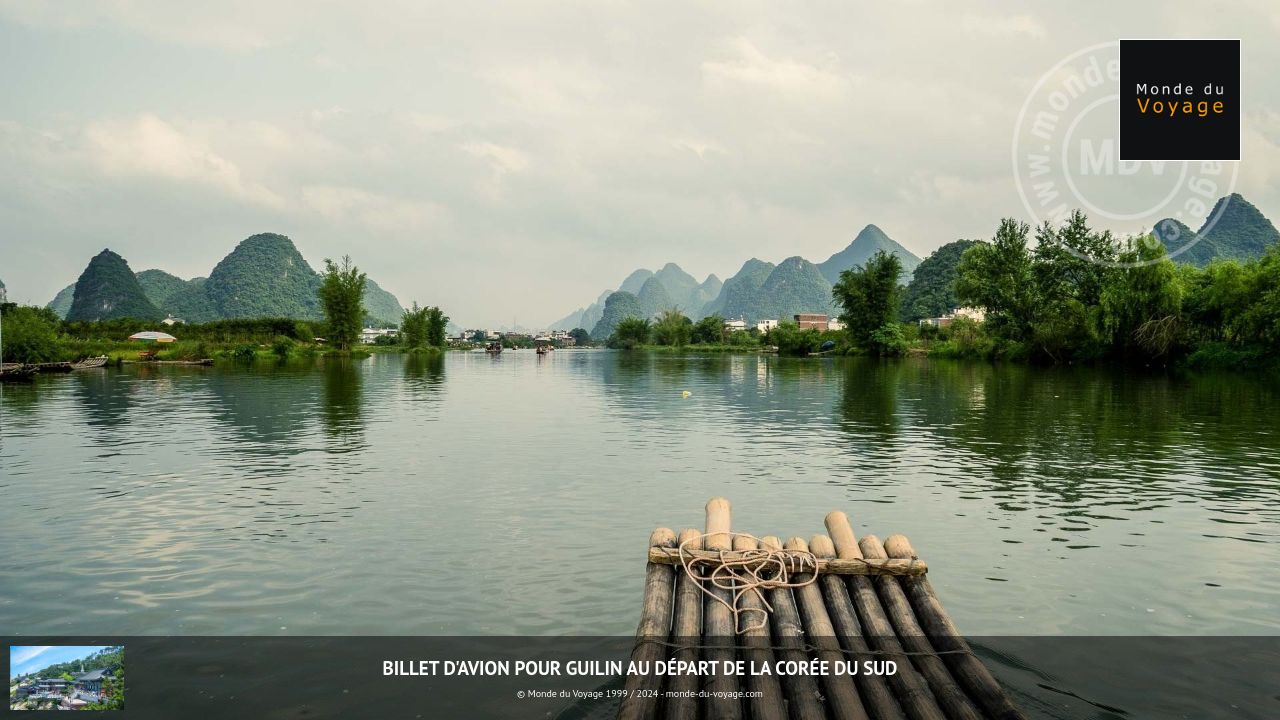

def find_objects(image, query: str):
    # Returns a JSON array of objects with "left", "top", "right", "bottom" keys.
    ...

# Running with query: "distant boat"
[
  {"left": 72, "top": 356, "right": 109, "bottom": 370},
  {"left": 485, "top": 342, "right": 503, "bottom": 355},
  {"left": 536, "top": 345, "right": 549, "bottom": 355}
]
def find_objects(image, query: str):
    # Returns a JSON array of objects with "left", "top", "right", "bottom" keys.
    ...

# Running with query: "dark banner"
[{"left": 5, "top": 636, "right": 1278, "bottom": 719}]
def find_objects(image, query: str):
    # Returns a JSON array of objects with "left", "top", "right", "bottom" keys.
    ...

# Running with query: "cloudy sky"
[{"left": 2, "top": 1, "right": 1279, "bottom": 326}]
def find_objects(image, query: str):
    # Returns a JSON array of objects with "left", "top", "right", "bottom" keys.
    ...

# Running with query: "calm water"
[{"left": 1, "top": 351, "right": 1278, "bottom": 638}]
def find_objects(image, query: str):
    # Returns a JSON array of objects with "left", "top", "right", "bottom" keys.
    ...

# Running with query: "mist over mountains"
[{"left": 552, "top": 224, "right": 923, "bottom": 335}]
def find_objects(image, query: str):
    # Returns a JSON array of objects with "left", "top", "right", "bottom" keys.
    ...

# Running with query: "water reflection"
[{"left": 321, "top": 358, "right": 363, "bottom": 446}]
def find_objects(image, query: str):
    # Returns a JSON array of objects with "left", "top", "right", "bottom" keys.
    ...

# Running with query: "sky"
[
  {"left": 1, "top": 1, "right": 1279, "bottom": 327},
  {"left": 9, "top": 645, "right": 111, "bottom": 679}
]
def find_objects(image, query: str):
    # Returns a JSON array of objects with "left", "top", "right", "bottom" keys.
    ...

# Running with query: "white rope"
[{"left": 678, "top": 531, "right": 819, "bottom": 634}]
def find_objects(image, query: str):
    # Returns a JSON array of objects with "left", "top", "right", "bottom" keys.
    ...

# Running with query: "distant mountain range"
[
  {"left": 1153, "top": 194, "right": 1280, "bottom": 266},
  {"left": 49, "top": 233, "right": 404, "bottom": 324},
  {"left": 555, "top": 224, "right": 923, "bottom": 334}
]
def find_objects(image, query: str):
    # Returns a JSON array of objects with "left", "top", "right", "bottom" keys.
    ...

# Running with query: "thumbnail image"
[{"left": 9, "top": 646, "right": 123, "bottom": 711}]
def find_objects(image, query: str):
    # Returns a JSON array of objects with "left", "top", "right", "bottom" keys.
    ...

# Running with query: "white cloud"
[
  {"left": 701, "top": 37, "right": 851, "bottom": 99},
  {"left": 301, "top": 185, "right": 449, "bottom": 235},
  {"left": 83, "top": 114, "right": 285, "bottom": 208}
]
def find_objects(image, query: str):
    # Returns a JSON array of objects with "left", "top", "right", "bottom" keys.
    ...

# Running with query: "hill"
[
  {"left": 363, "top": 278, "right": 406, "bottom": 325},
  {"left": 635, "top": 276, "right": 676, "bottom": 319},
  {"left": 67, "top": 250, "right": 162, "bottom": 321},
  {"left": 900, "top": 239, "right": 980, "bottom": 321},
  {"left": 1156, "top": 194, "right": 1280, "bottom": 265},
  {"left": 48, "top": 234, "right": 405, "bottom": 324},
  {"left": 701, "top": 258, "right": 775, "bottom": 320},
  {"left": 590, "top": 291, "right": 643, "bottom": 339},
  {"left": 817, "top": 224, "right": 920, "bottom": 283},
  {"left": 752, "top": 256, "right": 835, "bottom": 321}
]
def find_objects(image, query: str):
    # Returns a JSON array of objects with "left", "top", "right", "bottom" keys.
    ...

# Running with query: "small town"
[{"left": 9, "top": 646, "right": 123, "bottom": 712}]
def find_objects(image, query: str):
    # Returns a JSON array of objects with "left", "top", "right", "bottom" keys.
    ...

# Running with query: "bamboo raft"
[{"left": 618, "top": 498, "right": 1025, "bottom": 720}]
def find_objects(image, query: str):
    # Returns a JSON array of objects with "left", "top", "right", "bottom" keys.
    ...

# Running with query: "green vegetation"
[
  {"left": 652, "top": 308, "right": 693, "bottom": 347},
  {"left": 608, "top": 317, "right": 651, "bottom": 349},
  {"left": 66, "top": 250, "right": 162, "bottom": 322},
  {"left": 714, "top": 256, "right": 834, "bottom": 324},
  {"left": 135, "top": 269, "right": 202, "bottom": 309},
  {"left": 569, "top": 327, "right": 590, "bottom": 347},
  {"left": 1, "top": 306, "right": 63, "bottom": 362},
  {"left": 832, "top": 249, "right": 904, "bottom": 356},
  {"left": 899, "top": 239, "right": 978, "bottom": 321},
  {"left": 591, "top": 290, "right": 643, "bottom": 339},
  {"left": 318, "top": 256, "right": 367, "bottom": 351},
  {"left": 400, "top": 303, "right": 449, "bottom": 351}
]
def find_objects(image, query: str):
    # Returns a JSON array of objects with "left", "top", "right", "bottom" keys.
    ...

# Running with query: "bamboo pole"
[
  {"left": 647, "top": 547, "right": 928, "bottom": 576},
  {"left": 619, "top": 527, "right": 677, "bottom": 720},
  {"left": 809, "top": 535, "right": 907, "bottom": 720},
  {"left": 859, "top": 535, "right": 983, "bottom": 720},
  {"left": 824, "top": 511, "right": 947, "bottom": 720},
  {"left": 702, "top": 497, "right": 742, "bottom": 720},
  {"left": 663, "top": 528, "right": 704, "bottom": 720},
  {"left": 771, "top": 536, "right": 867, "bottom": 720},
  {"left": 732, "top": 535, "right": 788, "bottom": 720},
  {"left": 883, "top": 535, "right": 1027, "bottom": 720}
]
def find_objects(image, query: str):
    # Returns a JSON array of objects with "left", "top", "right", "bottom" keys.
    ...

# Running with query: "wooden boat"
[
  {"left": 33, "top": 361, "right": 73, "bottom": 373},
  {"left": 0, "top": 363, "right": 37, "bottom": 381},
  {"left": 536, "top": 345, "right": 549, "bottom": 355},
  {"left": 71, "top": 355, "right": 109, "bottom": 370},
  {"left": 618, "top": 497, "right": 1026, "bottom": 720},
  {"left": 485, "top": 342, "right": 503, "bottom": 355}
]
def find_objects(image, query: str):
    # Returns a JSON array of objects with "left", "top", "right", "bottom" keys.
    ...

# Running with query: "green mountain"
[
  {"left": 363, "top": 278, "right": 406, "bottom": 325},
  {"left": 751, "top": 256, "right": 835, "bottom": 321},
  {"left": 900, "top": 239, "right": 980, "bottom": 321},
  {"left": 701, "top": 258, "right": 775, "bottom": 319},
  {"left": 136, "top": 269, "right": 206, "bottom": 309},
  {"left": 817, "top": 224, "right": 920, "bottom": 283},
  {"left": 67, "top": 249, "right": 162, "bottom": 321},
  {"left": 47, "top": 282, "right": 76, "bottom": 318},
  {"left": 693, "top": 274, "right": 722, "bottom": 314},
  {"left": 1156, "top": 194, "right": 1280, "bottom": 265},
  {"left": 590, "top": 291, "right": 643, "bottom": 339},
  {"left": 50, "top": 233, "right": 404, "bottom": 324},
  {"left": 618, "top": 269, "right": 654, "bottom": 295},
  {"left": 635, "top": 275, "right": 676, "bottom": 318}
]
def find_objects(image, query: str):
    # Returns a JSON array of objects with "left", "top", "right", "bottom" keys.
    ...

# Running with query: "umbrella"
[{"left": 128, "top": 331, "right": 177, "bottom": 343}]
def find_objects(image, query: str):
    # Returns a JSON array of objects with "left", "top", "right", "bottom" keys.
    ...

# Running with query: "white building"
[
  {"left": 919, "top": 306, "right": 986, "bottom": 328},
  {"left": 755, "top": 319, "right": 778, "bottom": 333},
  {"left": 724, "top": 318, "right": 747, "bottom": 332},
  {"left": 359, "top": 327, "right": 398, "bottom": 344},
  {"left": 827, "top": 318, "right": 845, "bottom": 331}
]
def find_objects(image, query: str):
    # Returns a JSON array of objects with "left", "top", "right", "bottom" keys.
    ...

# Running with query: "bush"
[
  {"left": 608, "top": 317, "right": 651, "bottom": 349},
  {"left": 272, "top": 335, "right": 297, "bottom": 358},
  {"left": 231, "top": 344, "right": 257, "bottom": 362},
  {"left": 869, "top": 323, "right": 909, "bottom": 356},
  {"left": 768, "top": 322, "right": 822, "bottom": 356},
  {"left": 0, "top": 305, "right": 62, "bottom": 363}
]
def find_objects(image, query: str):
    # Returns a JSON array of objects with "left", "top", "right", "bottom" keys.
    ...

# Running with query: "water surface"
[{"left": 2, "top": 351, "right": 1277, "bottom": 638}]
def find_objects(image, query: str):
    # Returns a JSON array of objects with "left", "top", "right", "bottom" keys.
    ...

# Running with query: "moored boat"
[
  {"left": 71, "top": 355, "right": 109, "bottom": 370},
  {"left": 0, "top": 363, "right": 37, "bottom": 381},
  {"left": 485, "top": 342, "right": 503, "bottom": 355}
]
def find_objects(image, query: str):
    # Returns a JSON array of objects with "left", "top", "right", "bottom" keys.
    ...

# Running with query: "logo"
[{"left": 1012, "top": 41, "right": 1239, "bottom": 266}]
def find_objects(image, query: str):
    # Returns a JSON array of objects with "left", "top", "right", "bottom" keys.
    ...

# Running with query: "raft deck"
[{"left": 618, "top": 498, "right": 1025, "bottom": 720}]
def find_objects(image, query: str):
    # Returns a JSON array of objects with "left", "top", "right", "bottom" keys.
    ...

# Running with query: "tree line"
[{"left": 601, "top": 210, "right": 1280, "bottom": 368}]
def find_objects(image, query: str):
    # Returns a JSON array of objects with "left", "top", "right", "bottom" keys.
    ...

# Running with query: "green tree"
[
  {"left": 317, "top": 255, "right": 367, "bottom": 351},
  {"left": 1100, "top": 237, "right": 1183, "bottom": 358},
  {"left": 400, "top": 303, "right": 429, "bottom": 348},
  {"left": 568, "top": 327, "right": 590, "bottom": 347},
  {"left": 832, "top": 249, "right": 903, "bottom": 354},
  {"left": 608, "top": 317, "right": 651, "bottom": 349},
  {"left": 691, "top": 314, "right": 726, "bottom": 344},
  {"left": 0, "top": 305, "right": 62, "bottom": 363},
  {"left": 652, "top": 309, "right": 692, "bottom": 347},
  {"left": 767, "top": 321, "right": 822, "bottom": 356},
  {"left": 900, "top": 239, "right": 979, "bottom": 321},
  {"left": 424, "top": 306, "right": 449, "bottom": 347},
  {"left": 956, "top": 219, "right": 1037, "bottom": 341}
]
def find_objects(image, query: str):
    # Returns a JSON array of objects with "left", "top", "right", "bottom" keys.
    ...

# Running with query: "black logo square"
[{"left": 1120, "top": 39, "right": 1240, "bottom": 161}]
